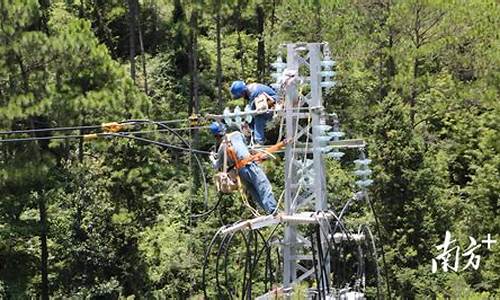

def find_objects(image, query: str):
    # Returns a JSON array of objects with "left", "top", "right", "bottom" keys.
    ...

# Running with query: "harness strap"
[
  {"left": 226, "top": 144, "right": 240, "bottom": 168},
  {"left": 227, "top": 139, "right": 288, "bottom": 170},
  {"left": 222, "top": 138, "right": 228, "bottom": 173}
]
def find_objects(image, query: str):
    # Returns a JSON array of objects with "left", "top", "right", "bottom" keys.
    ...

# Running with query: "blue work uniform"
[
  {"left": 246, "top": 83, "right": 278, "bottom": 145},
  {"left": 213, "top": 131, "right": 277, "bottom": 214}
]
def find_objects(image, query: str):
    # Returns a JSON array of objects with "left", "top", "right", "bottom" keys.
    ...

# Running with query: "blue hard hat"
[
  {"left": 209, "top": 122, "right": 225, "bottom": 136},
  {"left": 230, "top": 80, "right": 246, "bottom": 99}
]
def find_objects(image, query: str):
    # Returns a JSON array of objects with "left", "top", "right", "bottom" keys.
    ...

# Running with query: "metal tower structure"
[
  {"left": 215, "top": 42, "right": 370, "bottom": 299},
  {"left": 282, "top": 42, "right": 332, "bottom": 294}
]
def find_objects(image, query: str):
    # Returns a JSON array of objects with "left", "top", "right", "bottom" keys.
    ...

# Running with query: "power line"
[
  {"left": 170, "top": 125, "right": 211, "bottom": 131},
  {"left": 0, "top": 128, "right": 165, "bottom": 143},
  {"left": 0, "top": 124, "right": 103, "bottom": 135},
  {"left": 127, "top": 119, "right": 210, "bottom": 210},
  {"left": 0, "top": 133, "right": 91, "bottom": 143},
  {"left": 0, "top": 106, "right": 317, "bottom": 136},
  {"left": 0, "top": 119, "right": 189, "bottom": 135},
  {"left": 0, "top": 128, "right": 211, "bottom": 155},
  {"left": 111, "top": 133, "right": 211, "bottom": 155}
]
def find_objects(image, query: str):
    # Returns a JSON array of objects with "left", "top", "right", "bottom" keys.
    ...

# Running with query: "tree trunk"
[
  {"left": 127, "top": 0, "right": 137, "bottom": 82},
  {"left": 314, "top": 0, "right": 321, "bottom": 41},
  {"left": 135, "top": 0, "right": 148, "bottom": 94},
  {"left": 267, "top": 0, "right": 277, "bottom": 78},
  {"left": 235, "top": 0, "right": 245, "bottom": 75},
  {"left": 191, "top": 9, "right": 199, "bottom": 123},
  {"left": 256, "top": 5, "right": 265, "bottom": 82},
  {"left": 188, "top": 10, "right": 199, "bottom": 117},
  {"left": 380, "top": 1, "right": 396, "bottom": 100},
  {"left": 39, "top": 195, "right": 49, "bottom": 300},
  {"left": 38, "top": 0, "right": 51, "bottom": 33},
  {"left": 270, "top": 0, "right": 276, "bottom": 34},
  {"left": 152, "top": 0, "right": 159, "bottom": 52},
  {"left": 410, "top": 3, "right": 423, "bottom": 126},
  {"left": 215, "top": 0, "right": 223, "bottom": 109},
  {"left": 94, "top": 0, "right": 114, "bottom": 57},
  {"left": 189, "top": 8, "right": 200, "bottom": 187},
  {"left": 18, "top": 51, "right": 50, "bottom": 300}
]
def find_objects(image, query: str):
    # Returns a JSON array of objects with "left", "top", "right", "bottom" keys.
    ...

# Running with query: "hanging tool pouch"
[
  {"left": 214, "top": 139, "right": 240, "bottom": 194},
  {"left": 214, "top": 171, "right": 239, "bottom": 194},
  {"left": 254, "top": 92, "right": 275, "bottom": 112}
]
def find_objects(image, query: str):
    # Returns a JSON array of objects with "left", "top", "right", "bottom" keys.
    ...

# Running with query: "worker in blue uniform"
[
  {"left": 230, "top": 80, "right": 278, "bottom": 145},
  {"left": 209, "top": 122, "right": 277, "bottom": 214}
]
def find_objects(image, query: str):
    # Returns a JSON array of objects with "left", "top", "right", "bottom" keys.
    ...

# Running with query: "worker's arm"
[{"left": 212, "top": 143, "right": 226, "bottom": 170}]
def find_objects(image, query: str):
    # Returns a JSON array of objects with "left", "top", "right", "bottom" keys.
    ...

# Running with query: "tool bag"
[
  {"left": 254, "top": 92, "right": 275, "bottom": 112},
  {"left": 214, "top": 138, "right": 240, "bottom": 194},
  {"left": 214, "top": 171, "right": 239, "bottom": 194}
]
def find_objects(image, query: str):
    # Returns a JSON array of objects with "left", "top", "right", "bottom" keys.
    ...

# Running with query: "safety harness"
[
  {"left": 214, "top": 133, "right": 288, "bottom": 194},
  {"left": 213, "top": 135, "right": 240, "bottom": 194},
  {"left": 228, "top": 139, "right": 287, "bottom": 170}
]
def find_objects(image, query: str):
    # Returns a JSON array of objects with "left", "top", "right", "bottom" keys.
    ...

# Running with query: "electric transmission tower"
[{"left": 216, "top": 42, "right": 371, "bottom": 300}]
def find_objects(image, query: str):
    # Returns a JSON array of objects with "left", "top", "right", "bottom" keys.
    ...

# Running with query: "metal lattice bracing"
[{"left": 282, "top": 43, "right": 331, "bottom": 294}]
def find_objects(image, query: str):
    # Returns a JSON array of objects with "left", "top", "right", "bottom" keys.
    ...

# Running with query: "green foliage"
[
  {"left": 0, "top": 0, "right": 498, "bottom": 298},
  {"left": 139, "top": 216, "right": 194, "bottom": 297}
]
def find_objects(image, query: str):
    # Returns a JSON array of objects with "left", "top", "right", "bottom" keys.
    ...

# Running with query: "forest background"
[{"left": 0, "top": 0, "right": 498, "bottom": 298}]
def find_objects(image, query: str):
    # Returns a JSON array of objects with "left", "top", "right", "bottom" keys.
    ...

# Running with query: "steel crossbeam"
[{"left": 220, "top": 211, "right": 338, "bottom": 235}]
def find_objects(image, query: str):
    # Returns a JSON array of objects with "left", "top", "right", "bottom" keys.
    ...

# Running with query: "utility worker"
[
  {"left": 209, "top": 122, "right": 277, "bottom": 214},
  {"left": 230, "top": 80, "right": 278, "bottom": 145}
]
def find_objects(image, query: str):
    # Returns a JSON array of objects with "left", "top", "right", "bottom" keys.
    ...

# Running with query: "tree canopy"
[{"left": 0, "top": 0, "right": 498, "bottom": 298}]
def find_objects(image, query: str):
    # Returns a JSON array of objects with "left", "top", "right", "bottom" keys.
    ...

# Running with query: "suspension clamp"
[
  {"left": 83, "top": 133, "right": 99, "bottom": 141},
  {"left": 101, "top": 122, "right": 127, "bottom": 133},
  {"left": 189, "top": 114, "right": 207, "bottom": 126}
]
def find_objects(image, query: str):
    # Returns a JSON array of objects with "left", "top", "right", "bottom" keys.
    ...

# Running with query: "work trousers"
[
  {"left": 238, "top": 162, "right": 277, "bottom": 214},
  {"left": 251, "top": 112, "right": 272, "bottom": 145}
]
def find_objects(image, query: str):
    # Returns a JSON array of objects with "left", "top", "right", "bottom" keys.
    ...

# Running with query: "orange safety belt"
[{"left": 226, "top": 140, "right": 288, "bottom": 170}]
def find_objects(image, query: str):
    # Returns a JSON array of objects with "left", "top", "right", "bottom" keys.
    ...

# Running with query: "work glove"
[{"left": 209, "top": 151, "right": 217, "bottom": 165}]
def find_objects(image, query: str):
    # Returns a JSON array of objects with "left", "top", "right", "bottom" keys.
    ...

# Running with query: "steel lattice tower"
[
  {"left": 220, "top": 42, "right": 369, "bottom": 299},
  {"left": 282, "top": 42, "right": 331, "bottom": 294}
]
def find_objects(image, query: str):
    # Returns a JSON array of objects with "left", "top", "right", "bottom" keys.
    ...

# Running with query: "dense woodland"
[{"left": 0, "top": 0, "right": 498, "bottom": 298}]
